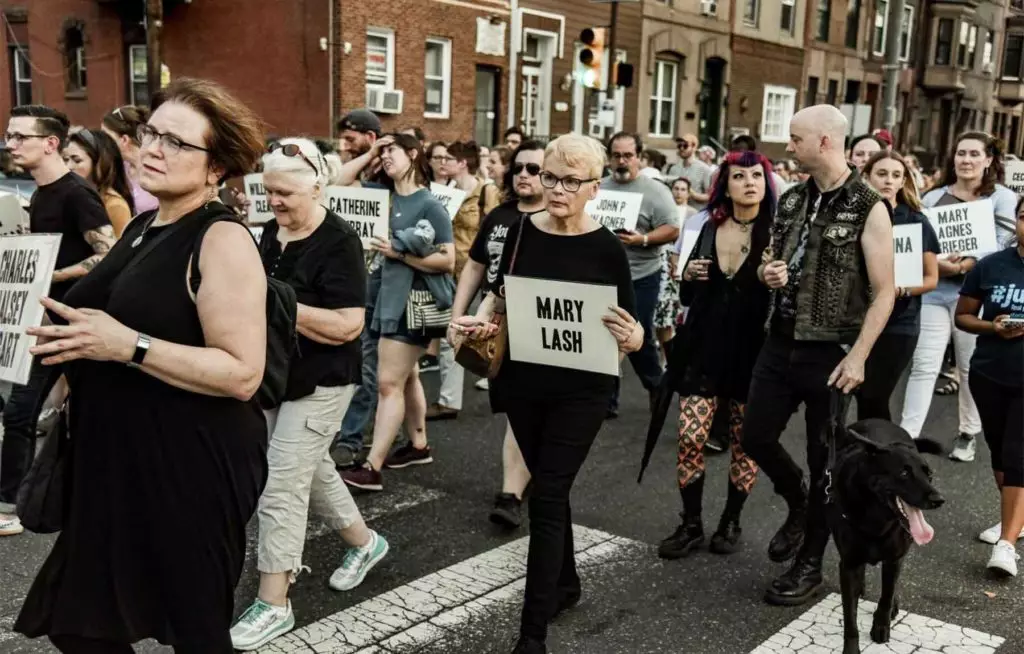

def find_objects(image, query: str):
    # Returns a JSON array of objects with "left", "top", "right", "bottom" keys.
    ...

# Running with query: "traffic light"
[{"left": 578, "top": 27, "right": 606, "bottom": 90}]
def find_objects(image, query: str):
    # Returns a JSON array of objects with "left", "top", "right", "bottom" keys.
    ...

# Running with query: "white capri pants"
[{"left": 258, "top": 384, "right": 362, "bottom": 574}]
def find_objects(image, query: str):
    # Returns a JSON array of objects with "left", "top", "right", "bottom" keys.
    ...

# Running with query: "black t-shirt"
[
  {"left": 469, "top": 201, "right": 541, "bottom": 296},
  {"left": 29, "top": 172, "right": 111, "bottom": 299},
  {"left": 492, "top": 216, "right": 637, "bottom": 400},
  {"left": 260, "top": 210, "right": 367, "bottom": 401},
  {"left": 960, "top": 246, "right": 1024, "bottom": 386},
  {"left": 885, "top": 204, "right": 942, "bottom": 335}
]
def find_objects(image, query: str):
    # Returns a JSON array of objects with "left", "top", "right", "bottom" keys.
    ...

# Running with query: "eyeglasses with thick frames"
[
  {"left": 512, "top": 163, "right": 541, "bottom": 177},
  {"left": 3, "top": 133, "right": 49, "bottom": 145},
  {"left": 539, "top": 171, "right": 598, "bottom": 193},
  {"left": 137, "top": 124, "right": 210, "bottom": 155},
  {"left": 267, "top": 142, "right": 320, "bottom": 176},
  {"left": 431, "top": 155, "right": 454, "bottom": 163}
]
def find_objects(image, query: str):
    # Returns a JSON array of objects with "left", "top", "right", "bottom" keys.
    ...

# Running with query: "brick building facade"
[{"left": 727, "top": 37, "right": 805, "bottom": 160}]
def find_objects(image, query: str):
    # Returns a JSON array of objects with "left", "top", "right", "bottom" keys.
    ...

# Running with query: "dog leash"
[{"left": 824, "top": 388, "right": 852, "bottom": 505}]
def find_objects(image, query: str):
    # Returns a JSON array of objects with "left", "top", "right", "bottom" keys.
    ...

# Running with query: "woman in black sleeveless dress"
[{"left": 15, "top": 79, "right": 269, "bottom": 653}]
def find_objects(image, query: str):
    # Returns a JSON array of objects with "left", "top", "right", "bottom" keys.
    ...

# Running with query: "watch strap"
[{"left": 129, "top": 333, "right": 152, "bottom": 368}]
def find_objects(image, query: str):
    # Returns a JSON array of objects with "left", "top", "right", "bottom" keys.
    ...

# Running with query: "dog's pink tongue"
[{"left": 906, "top": 506, "right": 935, "bottom": 545}]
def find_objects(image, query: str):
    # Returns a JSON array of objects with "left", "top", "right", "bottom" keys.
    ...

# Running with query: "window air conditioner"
[
  {"left": 700, "top": 0, "right": 718, "bottom": 16},
  {"left": 982, "top": 62, "right": 994, "bottom": 75},
  {"left": 365, "top": 87, "right": 404, "bottom": 114}
]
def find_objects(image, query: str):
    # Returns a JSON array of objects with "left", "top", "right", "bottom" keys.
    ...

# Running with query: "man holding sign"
[
  {"left": 450, "top": 134, "right": 641, "bottom": 654},
  {"left": 601, "top": 132, "right": 679, "bottom": 417},
  {"left": 0, "top": 106, "right": 112, "bottom": 537}
]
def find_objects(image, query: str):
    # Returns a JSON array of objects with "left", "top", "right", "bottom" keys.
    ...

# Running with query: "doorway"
[
  {"left": 520, "top": 31, "right": 556, "bottom": 138},
  {"left": 474, "top": 66, "right": 501, "bottom": 146},
  {"left": 699, "top": 57, "right": 725, "bottom": 146}
]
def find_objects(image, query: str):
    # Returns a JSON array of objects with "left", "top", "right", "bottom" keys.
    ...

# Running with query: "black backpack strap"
[
  {"left": 189, "top": 214, "right": 256, "bottom": 296},
  {"left": 695, "top": 219, "right": 716, "bottom": 260}
]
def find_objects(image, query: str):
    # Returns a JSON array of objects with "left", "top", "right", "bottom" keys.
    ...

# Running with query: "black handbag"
[{"left": 16, "top": 403, "right": 70, "bottom": 534}]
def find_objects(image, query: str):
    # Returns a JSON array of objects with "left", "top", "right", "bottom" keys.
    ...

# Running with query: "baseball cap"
[
  {"left": 872, "top": 129, "right": 893, "bottom": 146},
  {"left": 338, "top": 109, "right": 382, "bottom": 136}
]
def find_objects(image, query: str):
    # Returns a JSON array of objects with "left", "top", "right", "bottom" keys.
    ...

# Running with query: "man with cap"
[
  {"left": 663, "top": 133, "right": 713, "bottom": 209},
  {"left": 338, "top": 109, "right": 382, "bottom": 162}
]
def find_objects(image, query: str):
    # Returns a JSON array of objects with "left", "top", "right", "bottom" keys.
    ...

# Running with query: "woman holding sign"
[
  {"left": 901, "top": 132, "right": 1018, "bottom": 464},
  {"left": 340, "top": 134, "right": 456, "bottom": 493},
  {"left": 644, "top": 150, "right": 775, "bottom": 560},
  {"left": 451, "top": 133, "right": 642, "bottom": 654},
  {"left": 858, "top": 151, "right": 940, "bottom": 421}
]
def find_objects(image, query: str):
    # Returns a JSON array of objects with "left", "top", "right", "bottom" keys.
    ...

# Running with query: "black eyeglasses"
[
  {"left": 512, "top": 163, "right": 541, "bottom": 177},
  {"left": 3, "top": 132, "right": 48, "bottom": 145},
  {"left": 137, "top": 124, "right": 210, "bottom": 155},
  {"left": 267, "top": 142, "right": 320, "bottom": 176},
  {"left": 539, "top": 171, "right": 598, "bottom": 193}
]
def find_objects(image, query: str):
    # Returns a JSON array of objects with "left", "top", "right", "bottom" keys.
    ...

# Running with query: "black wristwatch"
[{"left": 128, "top": 333, "right": 152, "bottom": 368}]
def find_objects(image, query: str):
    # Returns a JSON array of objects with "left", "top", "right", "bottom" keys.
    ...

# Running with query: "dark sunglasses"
[
  {"left": 267, "top": 142, "right": 320, "bottom": 176},
  {"left": 512, "top": 162, "right": 541, "bottom": 177}
]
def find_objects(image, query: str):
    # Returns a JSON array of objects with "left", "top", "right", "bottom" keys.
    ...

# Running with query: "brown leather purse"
[{"left": 454, "top": 215, "right": 526, "bottom": 379}]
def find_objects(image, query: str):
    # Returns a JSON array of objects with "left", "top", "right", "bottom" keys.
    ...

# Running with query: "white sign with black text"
[
  {"left": 503, "top": 275, "right": 620, "bottom": 376},
  {"left": 892, "top": 223, "right": 923, "bottom": 288},
  {"left": 1004, "top": 160, "right": 1024, "bottom": 196},
  {"left": 675, "top": 229, "right": 701, "bottom": 280},
  {"left": 0, "top": 234, "right": 60, "bottom": 384},
  {"left": 430, "top": 183, "right": 468, "bottom": 220},
  {"left": 585, "top": 190, "right": 642, "bottom": 233},
  {"left": 325, "top": 186, "right": 390, "bottom": 249},
  {"left": 243, "top": 173, "right": 275, "bottom": 224},
  {"left": 0, "top": 193, "right": 27, "bottom": 236},
  {"left": 923, "top": 199, "right": 999, "bottom": 258}
]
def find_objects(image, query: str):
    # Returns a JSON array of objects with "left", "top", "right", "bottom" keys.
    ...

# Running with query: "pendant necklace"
[
  {"left": 131, "top": 214, "right": 159, "bottom": 248},
  {"left": 730, "top": 215, "right": 755, "bottom": 254}
]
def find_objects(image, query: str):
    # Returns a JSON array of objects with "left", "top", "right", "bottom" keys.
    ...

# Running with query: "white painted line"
[
  {"left": 749, "top": 592, "right": 1005, "bottom": 653},
  {"left": 257, "top": 525, "right": 645, "bottom": 654}
]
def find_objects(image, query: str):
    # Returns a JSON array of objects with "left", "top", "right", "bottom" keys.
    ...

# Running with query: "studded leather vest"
[{"left": 766, "top": 170, "right": 882, "bottom": 343}]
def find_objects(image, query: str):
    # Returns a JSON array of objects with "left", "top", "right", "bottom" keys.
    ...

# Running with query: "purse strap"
[{"left": 498, "top": 212, "right": 528, "bottom": 299}]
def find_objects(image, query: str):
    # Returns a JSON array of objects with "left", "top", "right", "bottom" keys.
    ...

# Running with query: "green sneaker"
[
  {"left": 329, "top": 529, "right": 389, "bottom": 591},
  {"left": 230, "top": 599, "right": 295, "bottom": 651}
]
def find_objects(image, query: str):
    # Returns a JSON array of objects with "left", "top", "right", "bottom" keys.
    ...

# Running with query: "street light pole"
[{"left": 881, "top": 0, "right": 905, "bottom": 136}]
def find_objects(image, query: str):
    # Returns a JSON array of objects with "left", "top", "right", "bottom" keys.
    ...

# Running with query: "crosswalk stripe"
[
  {"left": 256, "top": 525, "right": 646, "bottom": 653},
  {"left": 749, "top": 592, "right": 1005, "bottom": 653}
]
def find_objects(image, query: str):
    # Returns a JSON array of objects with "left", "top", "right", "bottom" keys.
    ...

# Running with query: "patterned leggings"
[{"left": 677, "top": 395, "right": 759, "bottom": 493}]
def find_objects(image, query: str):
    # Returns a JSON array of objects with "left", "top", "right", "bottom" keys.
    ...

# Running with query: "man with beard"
[
  {"left": 664, "top": 134, "right": 713, "bottom": 209},
  {"left": 338, "top": 109, "right": 382, "bottom": 180},
  {"left": 743, "top": 104, "right": 894, "bottom": 606},
  {"left": 602, "top": 132, "right": 679, "bottom": 418}
]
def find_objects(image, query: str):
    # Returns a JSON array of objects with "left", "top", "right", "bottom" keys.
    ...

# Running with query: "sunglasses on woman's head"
[
  {"left": 267, "top": 142, "right": 320, "bottom": 176},
  {"left": 512, "top": 163, "right": 541, "bottom": 176}
]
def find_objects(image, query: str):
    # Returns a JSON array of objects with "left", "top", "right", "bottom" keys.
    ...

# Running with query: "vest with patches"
[{"left": 766, "top": 171, "right": 881, "bottom": 342}]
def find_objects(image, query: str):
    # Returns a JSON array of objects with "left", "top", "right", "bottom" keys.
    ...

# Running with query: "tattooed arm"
[{"left": 53, "top": 225, "right": 116, "bottom": 283}]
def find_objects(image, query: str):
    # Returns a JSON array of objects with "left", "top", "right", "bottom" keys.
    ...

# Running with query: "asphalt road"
[{"left": 0, "top": 368, "right": 1019, "bottom": 654}]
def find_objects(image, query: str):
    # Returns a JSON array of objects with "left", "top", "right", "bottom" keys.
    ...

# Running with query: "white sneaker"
[
  {"left": 987, "top": 540, "right": 1019, "bottom": 577},
  {"left": 230, "top": 599, "right": 295, "bottom": 651},
  {"left": 329, "top": 530, "right": 389, "bottom": 591},
  {"left": 0, "top": 514, "right": 24, "bottom": 537},
  {"left": 949, "top": 433, "right": 977, "bottom": 462},
  {"left": 978, "top": 523, "right": 1024, "bottom": 545},
  {"left": 475, "top": 378, "right": 490, "bottom": 391}
]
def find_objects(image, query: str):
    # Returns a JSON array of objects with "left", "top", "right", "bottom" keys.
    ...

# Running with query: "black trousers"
[
  {"left": 969, "top": 371, "right": 1024, "bottom": 486},
  {"left": 857, "top": 332, "right": 917, "bottom": 422},
  {"left": 506, "top": 393, "right": 607, "bottom": 642},
  {"left": 0, "top": 359, "right": 56, "bottom": 504},
  {"left": 741, "top": 334, "right": 846, "bottom": 558}
]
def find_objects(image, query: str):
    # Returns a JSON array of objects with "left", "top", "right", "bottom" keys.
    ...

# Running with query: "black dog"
[{"left": 826, "top": 418, "right": 944, "bottom": 654}]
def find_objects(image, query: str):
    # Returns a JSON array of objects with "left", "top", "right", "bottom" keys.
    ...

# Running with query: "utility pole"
[
  {"left": 881, "top": 0, "right": 905, "bottom": 135},
  {"left": 606, "top": 0, "right": 619, "bottom": 129},
  {"left": 145, "top": 0, "right": 163, "bottom": 96}
]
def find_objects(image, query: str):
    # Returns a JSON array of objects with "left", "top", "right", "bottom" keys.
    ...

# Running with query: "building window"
[
  {"left": 899, "top": 5, "right": 914, "bottom": 61},
  {"left": 845, "top": 80, "right": 861, "bottom": 103},
  {"left": 845, "top": 0, "right": 861, "bottom": 48},
  {"left": 816, "top": 0, "right": 831, "bottom": 41},
  {"left": 424, "top": 38, "right": 451, "bottom": 118},
  {"left": 872, "top": 0, "right": 888, "bottom": 56},
  {"left": 366, "top": 28, "right": 395, "bottom": 88},
  {"left": 781, "top": 0, "right": 796, "bottom": 33},
  {"left": 826, "top": 78, "right": 839, "bottom": 104},
  {"left": 128, "top": 44, "right": 149, "bottom": 106},
  {"left": 805, "top": 76, "right": 819, "bottom": 106},
  {"left": 1003, "top": 33, "right": 1024, "bottom": 79},
  {"left": 761, "top": 85, "right": 796, "bottom": 143},
  {"left": 935, "top": 18, "right": 953, "bottom": 65},
  {"left": 743, "top": 0, "right": 759, "bottom": 26},
  {"left": 649, "top": 59, "right": 678, "bottom": 137},
  {"left": 64, "top": 26, "right": 86, "bottom": 92},
  {"left": 983, "top": 30, "right": 994, "bottom": 70},
  {"left": 967, "top": 25, "right": 978, "bottom": 69},
  {"left": 957, "top": 22, "right": 969, "bottom": 67},
  {"left": 10, "top": 48, "right": 31, "bottom": 105}
]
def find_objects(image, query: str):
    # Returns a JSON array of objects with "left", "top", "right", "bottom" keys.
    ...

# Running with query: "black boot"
[
  {"left": 511, "top": 636, "right": 547, "bottom": 654},
  {"left": 768, "top": 480, "right": 808, "bottom": 563},
  {"left": 764, "top": 554, "right": 824, "bottom": 606},
  {"left": 710, "top": 483, "right": 748, "bottom": 554},
  {"left": 659, "top": 478, "right": 705, "bottom": 559}
]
